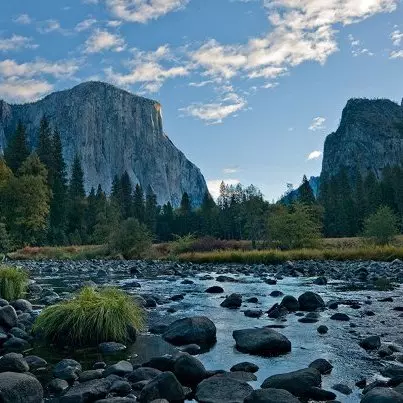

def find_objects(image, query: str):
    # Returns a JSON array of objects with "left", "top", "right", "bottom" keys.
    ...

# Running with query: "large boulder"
[
  {"left": 195, "top": 375, "right": 253, "bottom": 403},
  {"left": 0, "top": 371, "right": 43, "bottom": 402},
  {"left": 244, "top": 388, "right": 301, "bottom": 403},
  {"left": 10, "top": 299, "right": 32, "bottom": 312},
  {"left": 298, "top": 292, "right": 325, "bottom": 311},
  {"left": 173, "top": 353, "right": 207, "bottom": 386},
  {"left": 127, "top": 367, "right": 162, "bottom": 383},
  {"left": 53, "top": 359, "right": 82, "bottom": 382},
  {"left": 233, "top": 328, "right": 291, "bottom": 356},
  {"left": 138, "top": 372, "right": 185, "bottom": 403},
  {"left": 361, "top": 387, "right": 403, "bottom": 402},
  {"left": 163, "top": 316, "right": 216, "bottom": 346},
  {"left": 261, "top": 368, "right": 321, "bottom": 398}
]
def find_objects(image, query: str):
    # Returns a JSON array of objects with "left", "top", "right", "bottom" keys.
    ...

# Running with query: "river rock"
[
  {"left": 221, "top": 293, "right": 242, "bottom": 309},
  {"left": 0, "top": 371, "right": 43, "bottom": 402},
  {"left": 163, "top": 316, "right": 216, "bottom": 346},
  {"left": 138, "top": 372, "right": 185, "bottom": 403},
  {"left": 230, "top": 362, "right": 259, "bottom": 373},
  {"left": 127, "top": 367, "right": 162, "bottom": 383},
  {"left": 25, "top": 355, "right": 47, "bottom": 369},
  {"left": 205, "top": 286, "right": 224, "bottom": 293},
  {"left": 0, "top": 305, "right": 17, "bottom": 329},
  {"left": 261, "top": 368, "right": 321, "bottom": 398},
  {"left": 280, "top": 295, "right": 300, "bottom": 312},
  {"left": 173, "top": 353, "right": 207, "bottom": 386},
  {"left": 244, "top": 388, "right": 300, "bottom": 403},
  {"left": 361, "top": 387, "right": 403, "bottom": 402},
  {"left": 309, "top": 358, "right": 333, "bottom": 374},
  {"left": 0, "top": 353, "right": 29, "bottom": 373},
  {"left": 53, "top": 359, "right": 82, "bottom": 382},
  {"left": 233, "top": 327, "right": 291, "bottom": 356},
  {"left": 103, "top": 361, "right": 133, "bottom": 377},
  {"left": 360, "top": 336, "right": 381, "bottom": 351},
  {"left": 60, "top": 375, "right": 119, "bottom": 402},
  {"left": 47, "top": 378, "right": 69, "bottom": 395},
  {"left": 298, "top": 292, "right": 325, "bottom": 311},
  {"left": 332, "top": 383, "right": 353, "bottom": 395},
  {"left": 10, "top": 300, "right": 32, "bottom": 312},
  {"left": 2, "top": 337, "right": 29, "bottom": 352},
  {"left": 195, "top": 375, "right": 253, "bottom": 403},
  {"left": 317, "top": 325, "right": 328, "bottom": 334},
  {"left": 99, "top": 342, "right": 127, "bottom": 354},
  {"left": 331, "top": 313, "right": 350, "bottom": 321}
]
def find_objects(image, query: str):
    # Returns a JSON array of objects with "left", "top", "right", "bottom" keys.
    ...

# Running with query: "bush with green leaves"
[
  {"left": 267, "top": 203, "right": 322, "bottom": 250},
  {"left": 0, "top": 265, "right": 28, "bottom": 301},
  {"left": 0, "top": 223, "right": 11, "bottom": 253},
  {"left": 364, "top": 206, "right": 399, "bottom": 245},
  {"left": 33, "top": 286, "right": 145, "bottom": 346},
  {"left": 108, "top": 217, "right": 152, "bottom": 259}
]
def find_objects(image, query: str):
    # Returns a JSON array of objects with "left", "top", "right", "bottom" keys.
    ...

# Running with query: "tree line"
[{"left": 1, "top": 118, "right": 402, "bottom": 252}]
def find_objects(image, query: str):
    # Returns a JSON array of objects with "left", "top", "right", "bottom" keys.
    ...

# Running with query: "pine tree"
[
  {"left": 85, "top": 187, "right": 97, "bottom": 241},
  {"left": 48, "top": 130, "right": 68, "bottom": 244},
  {"left": 36, "top": 117, "right": 54, "bottom": 185},
  {"left": 145, "top": 186, "right": 158, "bottom": 235},
  {"left": 133, "top": 184, "right": 145, "bottom": 223},
  {"left": 66, "top": 155, "right": 87, "bottom": 244},
  {"left": 4, "top": 121, "right": 30, "bottom": 174},
  {"left": 120, "top": 171, "right": 133, "bottom": 219},
  {"left": 156, "top": 202, "right": 174, "bottom": 241},
  {"left": 199, "top": 191, "right": 218, "bottom": 236},
  {"left": 298, "top": 175, "right": 316, "bottom": 205}
]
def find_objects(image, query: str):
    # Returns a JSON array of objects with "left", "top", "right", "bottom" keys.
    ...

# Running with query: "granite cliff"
[
  {"left": 0, "top": 81, "right": 208, "bottom": 207},
  {"left": 321, "top": 98, "right": 403, "bottom": 180}
]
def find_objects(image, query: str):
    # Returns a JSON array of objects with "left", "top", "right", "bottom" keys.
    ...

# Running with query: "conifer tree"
[
  {"left": 37, "top": 117, "right": 54, "bottom": 185},
  {"left": 120, "top": 171, "right": 133, "bottom": 219},
  {"left": 66, "top": 155, "right": 87, "bottom": 244},
  {"left": 298, "top": 175, "right": 316, "bottom": 205},
  {"left": 145, "top": 186, "right": 158, "bottom": 234},
  {"left": 133, "top": 184, "right": 145, "bottom": 223},
  {"left": 4, "top": 121, "right": 30, "bottom": 174}
]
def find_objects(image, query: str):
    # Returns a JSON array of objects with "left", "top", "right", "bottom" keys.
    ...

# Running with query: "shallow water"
[{"left": 28, "top": 263, "right": 403, "bottom": 402}]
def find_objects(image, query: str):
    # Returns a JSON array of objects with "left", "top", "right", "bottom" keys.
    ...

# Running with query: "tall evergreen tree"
[
  {"left": 298, "top": 175, "right": 316, "bottom": 205},
  {"left": 66, "top": 155, "right": 87, "bottom": 244},
  {"left": 145, "top": 186, "right": 158, "bottom": 235},
  {"left": 156, "top": 202, "right": 174, "bottom": 241},
  {"left": 133, "top": 184, "right": 145, "bottom": 223},
  {"left": 48, "top": 130, "right": 68, "bottom": 244},
  {"left": 120, "top": 171, "right": 133, "bottom": 219},
  {"left": 36, "top": 117, "right": 54, "bottom": 185},
  {"left": 4, "top": 121, "right": 30, "bottom": 174}
]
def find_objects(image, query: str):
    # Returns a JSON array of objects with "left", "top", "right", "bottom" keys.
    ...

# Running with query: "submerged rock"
[
  {"left": 0, "top": 371, "right": 43, "bottom": 402},
  {"left": 298, "top": 292, "right": 325, "bottom": 311}
]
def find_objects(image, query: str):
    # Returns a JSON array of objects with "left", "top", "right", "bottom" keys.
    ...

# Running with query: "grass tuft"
[
  {"left": 0, "top": 265, "right": 28, "bottom": 301},
  {"left": 33, "top": 286, "right": 145, "bottom": 346}
]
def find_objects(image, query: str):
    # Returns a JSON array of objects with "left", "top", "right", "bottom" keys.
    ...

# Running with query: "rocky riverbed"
[{"left": 0, "top": 259, "right": 402, "bottom": 402}]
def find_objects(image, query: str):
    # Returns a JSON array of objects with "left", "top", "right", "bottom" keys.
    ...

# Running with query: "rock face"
[
  {"left": 322, "top": 98, "right": 403, "bottom": 180},
  {"left": 0, "top": 81, "right": 208, "bottom": 207}
]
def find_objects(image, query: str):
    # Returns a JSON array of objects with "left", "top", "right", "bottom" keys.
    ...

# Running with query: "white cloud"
[
  {"left": 103, "top": 0, "right": 189, "bottom": 23},
  {"left": 207, "top": 179, "right": 240, "bottom": 200},
  {"left": 14, "top": 14, "right": 32, "bottom": 25},
  {"left": 0, "top": 78, "right": 53, "bottom": 102},
  {"left": 75, "top": 18, "right": 97, "bottom": 32},
  {"left": 180, "top": 88, "right": 246, "bottom": 124},
  {"left": 390, "top": 50, "right": 403, "bottom": 59},
  {"left": 105, "top": 45, "right": 188, "bottom": 92},
  {"left": 107, "top": 20, "right": 122, "bottom": 27},
  {"left": 307, "top": 150, "right": 322, "bottom": 160},
  {"left": 309, "top": 116, "right": 326, "bottom": 131},
  {"left": 38, "top": 19, "right": 64, "bottom": 34},
  {"left": 348, "top": 34, "right": 374, "bottom": 57},
  {"left": 0, "top": 59, "right": 80, "bottom": 79},
  {"left": 0, "top": 35, "right": 37, "bottom": 52},
  {"left": 391, "top": 29, "right": 403, "bottom": 46},
  {"left": 223, "top": 166, "right": 239, "bottom": 174},
  {"left": 84, "top": 29, "right": 126, "bottom": 53}
]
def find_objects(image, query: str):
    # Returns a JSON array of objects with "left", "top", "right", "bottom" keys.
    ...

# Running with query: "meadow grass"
[
  {"left": 33, "top": 286, "right": 145, "bottom": 346},
  {"left": 0, "top": 265, "right": 28, "bottom": 301},
  {"left": 177, "top": 245, "right": 403, "bottom": 264}
]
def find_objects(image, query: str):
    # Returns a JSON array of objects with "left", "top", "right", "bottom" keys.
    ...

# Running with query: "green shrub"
[
  {"left": 267, "top": 203, "right": 322, "bottom": 249},
  {"left": 364, "top": 206, "right": 399, "bottom": 245},
  {"left": 0, "top": 223, "right": 11, "bottom": 253},
  {"left": 108, "top": 218, "right": 152, "bottom": 259},
  {"left": 0, "top": 265, "right": 28, "bottom": 300},
  {"left": 33, "top": 286, "right": 145, "bottom": 346},
  {"left": 170, "top": 234, "right": 196, "bottom": 255}
]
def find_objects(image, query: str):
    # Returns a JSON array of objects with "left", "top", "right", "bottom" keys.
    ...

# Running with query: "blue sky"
[{"left": 1, "top": 0, "right": 403, "bottom": 200}]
